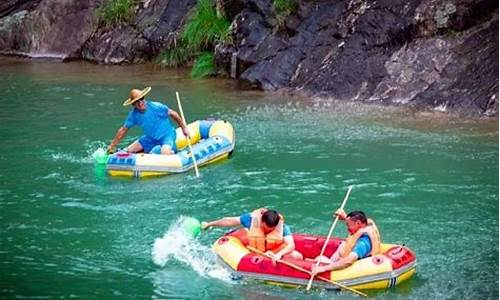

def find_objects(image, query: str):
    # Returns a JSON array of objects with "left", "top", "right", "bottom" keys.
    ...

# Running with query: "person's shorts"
[{"left": 138, "top": 132, "right": 177, "bottom": 154}]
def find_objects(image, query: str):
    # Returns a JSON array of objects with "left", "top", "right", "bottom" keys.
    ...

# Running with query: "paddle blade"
[
  {"left": 93, "top": 148, "right": 109, "bottom": 164},
  {"left": 181, "top": 217, "right": 201, "bottom": 238}
]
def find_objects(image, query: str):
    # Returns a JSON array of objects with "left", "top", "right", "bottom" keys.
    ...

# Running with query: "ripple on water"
[
  {"left": 376, "top": 192, "right": 402, "bottom": 198},
  {"left": 60, "top": 201, "right": 132, "bottom": 213},
  {"left": 36, "top": 172, "right": 61, "bottom": 180},
  {"left": 44, "top": 151, "right": 93, "bottom": 164}
]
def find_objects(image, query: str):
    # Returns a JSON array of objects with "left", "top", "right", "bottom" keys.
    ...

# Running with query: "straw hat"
[{"left": 122, "top": 87, "right": 151, "bottom": 106}]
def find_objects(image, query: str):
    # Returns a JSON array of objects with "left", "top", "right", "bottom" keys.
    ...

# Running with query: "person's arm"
[
  {"left": 201, "top": 217, "right": 241, "bottom": 230},
  {"left": 107, "top": 126, "right": 128, "bottom": 153},
  {"left": 168, "top": 109, "right": 190, "bottom": 137},
  {"left": 312, "top": 252, "right": 358, "bottom": 274},
  {"left": 269, "top": 235, "right": 295, "bottom": 261},
  {"left": 334, "top": 208, "right": 347, "bottom": 220}
]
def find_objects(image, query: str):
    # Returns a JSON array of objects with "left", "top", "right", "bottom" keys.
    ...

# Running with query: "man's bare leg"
[
  {"left": 282, "top": 250, "right": 304, "bottom": 260},
  {"left": 161, "top": 145, "right": 175, "bottom": 155},
  {"left": 127, "top": 140, "right": 143, "bottom": 153}
]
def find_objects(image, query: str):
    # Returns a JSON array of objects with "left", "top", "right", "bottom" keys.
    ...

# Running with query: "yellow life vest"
[
  {"left": 340, "top": 218, "right": 381, "bottom": 258},
  {"left": 247, "top": 208, "right": 285, "bottom": 252}
]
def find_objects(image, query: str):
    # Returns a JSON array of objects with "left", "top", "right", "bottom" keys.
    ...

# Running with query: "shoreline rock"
[{"left": 0, "top": 0, "right": 497, "bottom": 117}]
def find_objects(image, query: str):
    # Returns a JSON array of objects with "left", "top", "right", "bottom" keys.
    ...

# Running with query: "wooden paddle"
[
  {"left": 306, "top": 185, "right": 353, "bottom": 290},
  {"left": 176, "top": 91, "right": 199, "bottom": 177},
  {"left": 247, "top": 246, "right": 367, "bottom": 297}
]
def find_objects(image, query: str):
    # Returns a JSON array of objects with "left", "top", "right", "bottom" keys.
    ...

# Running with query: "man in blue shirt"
[
  {"left": 311, "top": 210, "right": 380, "bottom": 274},
  {"left": 107, "top": 87, "right": 190, "bottom": 155}
]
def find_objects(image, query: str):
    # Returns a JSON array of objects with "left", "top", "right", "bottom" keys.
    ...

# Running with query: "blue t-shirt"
[
  {"left": 239, "top": 213, "right": 291, "bottom": 236},
  {"left": 352, "top": 234, "right": 372, "bottom": 259},
  {"left": 124, "top": 100, "right": 174, "bottom": 140}
]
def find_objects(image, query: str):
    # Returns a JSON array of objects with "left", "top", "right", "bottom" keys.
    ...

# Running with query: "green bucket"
[{"left": 181, "top": 217, "right": 201, "bottom": 238}]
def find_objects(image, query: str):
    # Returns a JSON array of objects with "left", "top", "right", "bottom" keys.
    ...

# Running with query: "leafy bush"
[
  {"left": 156, "top": 0, "right": 231, "bottom": 77},
  {"left": 273, "top": 0, "right": 298, "bottom": 29},
  {"left": 190, "top": 52, "right": 216, "bottom": 78},
  {"left": 273, "top": 0, "right": 297, "bottom": 15},
  {"left": 98, "top": 0, "right": 137, "bottom": 26},
  {"left": 182, "top": 0, "right": 231, "bottom": 51},
  {"left": 155, "top": 46, "right": 195, "bottom": 67}
]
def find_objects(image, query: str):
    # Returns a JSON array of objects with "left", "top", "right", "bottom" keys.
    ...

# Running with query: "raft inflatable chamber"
[
  {"left": 106, "top": 120, "right": 234, "bottom": 177},
  {"left": 213, "top": 228, "right": 416, "bottom": 290}
]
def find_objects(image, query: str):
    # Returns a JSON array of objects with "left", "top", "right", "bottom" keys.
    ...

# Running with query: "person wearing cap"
[
  {"left": 107, "top": 87, "right": 190, "bottom": 155},
  {"left": 201, "top": 208, "right": 304, "bottom": 263},
  {"left": 310, "top": 209, "right": 381, "bottom": 274}
]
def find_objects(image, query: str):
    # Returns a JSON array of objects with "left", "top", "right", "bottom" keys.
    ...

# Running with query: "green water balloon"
[
  {"left": 181, "top": 217, "right": 201, "bottom": 238},
  {"left": 93, "top": 148, "right": 109, "bottom": 164}
]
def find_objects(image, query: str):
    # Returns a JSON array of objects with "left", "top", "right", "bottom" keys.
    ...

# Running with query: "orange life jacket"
[
  {"left": 340, "top": 218, "right": 381, "bottom": 258},
  {"left": 247, "top": 208, "right": 285, "bottom": 252}
]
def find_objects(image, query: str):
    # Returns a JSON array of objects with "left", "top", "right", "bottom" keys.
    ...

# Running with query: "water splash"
[
  {"left": 151, "top": 216, "right": 232, "bottom": 282},
  {"left": 87, "top": 141, "right": 108, "bottom": 162},
  {"left": 42, "top": 141, "right": 109, "bottom": 165},
  {"left": 92, "top": 148, "right": 108, "bottom": 164},
  {"left": 48, "top": 151, "right": 93, "bottom": 164}
]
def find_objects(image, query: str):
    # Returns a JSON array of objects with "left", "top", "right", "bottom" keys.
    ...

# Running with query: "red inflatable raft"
[{"left": 213, "top": 228, "right": 416, "bottom": 290}]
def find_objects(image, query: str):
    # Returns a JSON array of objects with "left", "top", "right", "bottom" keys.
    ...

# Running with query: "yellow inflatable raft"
[{"left": 106, "top": 119, "right": 235, "bottom": 177}]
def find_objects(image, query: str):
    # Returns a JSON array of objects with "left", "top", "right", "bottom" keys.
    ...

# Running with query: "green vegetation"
[
  {"left": 156, "top": 0, "right": 232, "bottom": 78},
  {"left": 190, "top": 52, "right": 216, "bottom": 78},
  {"left": 182, "top": 0, "right": 231, "bottom": 51},
  {"left": 273, "top": 0, "right": 298, "bottom": 14},
  {"left": 156, "top": 46, "right": 194, "bottom": 67},
  {"left": 273, "top": 0, "right": 298, "bottom": 29},
  {"left": 98, "top": 0, "right": 137, "bottom": 26}
]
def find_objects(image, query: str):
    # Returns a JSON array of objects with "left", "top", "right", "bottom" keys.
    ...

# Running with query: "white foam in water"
[
  {"left": 92, "top": 148, "right": 107, "bottom": 163},
  {"left": 43, "top": 141, "right": 109, "bottom": 165},
  {"left": 49, "top": 152, "right": 92, "bottom": 164},
  {"left": 88, "top": 141, "right": 108, "bottom": 161},
  {"left": 152, "top": 216, "right": 232, "bottom": 282}
]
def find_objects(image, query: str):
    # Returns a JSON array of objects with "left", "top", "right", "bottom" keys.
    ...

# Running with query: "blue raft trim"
[
  {"left": 199, "top": 120, "right": 215, "bottom": 139},
  {"left": 180, "top": 135, "right": 232, "bottom": 166},
  {"left": 108, "top": 153, "right": 137, "bottom": 166}
]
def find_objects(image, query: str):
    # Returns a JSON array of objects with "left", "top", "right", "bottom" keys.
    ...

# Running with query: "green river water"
[{"left": 0, "top": 58, "right": 498, "bottom": 299}]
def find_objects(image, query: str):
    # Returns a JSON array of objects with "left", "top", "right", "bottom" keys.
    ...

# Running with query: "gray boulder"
[
  {"left": 0, "top": 0, "right": 98, "bottom": 58},
  {"left": 217, "top": 0, "right": 498, "bottom": 116}
]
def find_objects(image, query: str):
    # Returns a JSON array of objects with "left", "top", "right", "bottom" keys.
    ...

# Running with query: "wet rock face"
[
  {"left": 0, "top": 0, "right": 99, "bottom": 58},
  {"left": 0, "top": 0, "right": 42, "bottom": 19},
  {"left": 0, "top": 0, "right": 497, "bottom": 116},
  {"left": 79, "top": 0, "right": 196, "bottom": 64},
  {"left": 78, "top": 26, "right": 151, "bottom": 64},
  {"left": 0, "top": 0, "right": 196, "bottom": 63},
  {"left": 219, "top": 0, "right": 498, "bottom": 116},
  {"left": 413, "top": 17, "right": 499, "bottom": 116}
]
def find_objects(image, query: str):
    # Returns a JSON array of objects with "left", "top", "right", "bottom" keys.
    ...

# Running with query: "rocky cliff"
[
  {"left": 0, "top": 0, "right": 98, "bottom": 58},
  {"left": 0, "top": 0, "right": 196, "bottom": 62},
  {"left": 0, "top": 0, "right": 498, "bottom": 117}
]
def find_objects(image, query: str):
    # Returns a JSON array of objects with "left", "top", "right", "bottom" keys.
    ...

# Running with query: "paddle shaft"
[
  {"left": 247, "top": 246, "right": 366, "bottom": 297},
  {"left": 306, "top": 185, "right": 353, "bottom": 290},
  {"left": 175, "top": 92, "right": 199, "bottom": 177}
]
